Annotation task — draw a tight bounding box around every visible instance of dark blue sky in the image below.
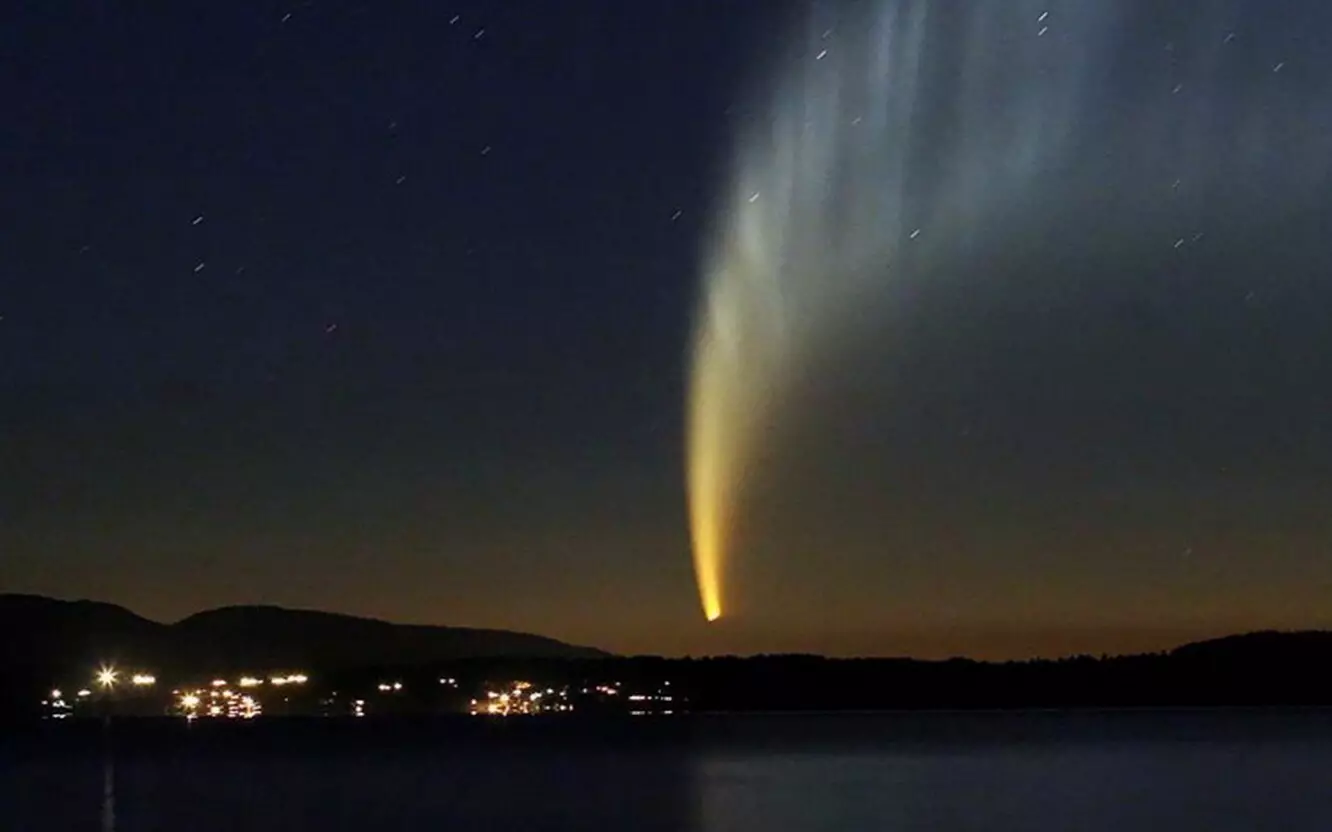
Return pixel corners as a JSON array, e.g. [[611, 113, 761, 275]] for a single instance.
[[1, 1, 769, 651], [4, 1, 1332, 658]]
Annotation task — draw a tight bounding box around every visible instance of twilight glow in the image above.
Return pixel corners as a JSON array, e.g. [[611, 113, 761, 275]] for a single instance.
[[686, 0, 1332, 622]]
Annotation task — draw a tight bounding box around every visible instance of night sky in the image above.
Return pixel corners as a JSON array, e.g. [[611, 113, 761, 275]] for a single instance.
[[4, 1, 1332, 660]]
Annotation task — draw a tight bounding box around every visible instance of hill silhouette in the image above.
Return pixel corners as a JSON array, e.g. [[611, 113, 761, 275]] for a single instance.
[[0, 594, 607, 691], [169, 604, 608, 669], [1168, 629, 1332, 663]]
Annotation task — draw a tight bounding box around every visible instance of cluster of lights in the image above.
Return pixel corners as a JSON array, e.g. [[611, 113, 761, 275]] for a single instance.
[[469, 681, 573, 717], [39, 665, 312, 721], [269, 674, 308, 686], [628, 682, 676, 715], [91, 665, 156, 690], [176, 686, 261, 720], [41, 665, 157, 716], [44, 665, 681, 720], [172, 672, 304, 720], [577, 681, 679, 715], [40, 689, 72, 719], [466, 680, 679, 717]]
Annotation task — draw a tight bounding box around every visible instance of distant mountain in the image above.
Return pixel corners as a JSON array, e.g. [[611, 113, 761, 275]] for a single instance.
[[1169, 629, 1332, 663], [169, 604, 609, 670], [0, 594, 609, 683], [0, 594, 164, 671]]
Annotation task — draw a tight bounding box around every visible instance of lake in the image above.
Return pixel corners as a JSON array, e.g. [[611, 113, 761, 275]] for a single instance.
[[5, 710, 1332, 830]]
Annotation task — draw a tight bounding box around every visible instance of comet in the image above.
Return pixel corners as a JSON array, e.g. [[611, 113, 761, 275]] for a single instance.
[[685, 0, 1118, 621], [686, 0, 1332, 624]]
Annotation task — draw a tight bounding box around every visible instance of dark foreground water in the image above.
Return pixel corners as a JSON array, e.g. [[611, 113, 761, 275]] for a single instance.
[[5, 710, 1332, 830]]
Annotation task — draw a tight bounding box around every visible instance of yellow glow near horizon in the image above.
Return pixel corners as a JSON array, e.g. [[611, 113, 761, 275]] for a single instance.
[[693, 525, 724, 622], [687, 323, 730, 623], [688, 253, 778, 623], [686, 436, 725, 622], [688, 157, 801, 622]]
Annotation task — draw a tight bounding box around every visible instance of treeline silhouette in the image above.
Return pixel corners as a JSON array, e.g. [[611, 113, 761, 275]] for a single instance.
[[419, 631, 1332, 711]]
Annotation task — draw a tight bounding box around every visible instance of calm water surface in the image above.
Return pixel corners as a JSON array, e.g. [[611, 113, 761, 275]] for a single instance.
[[5, 711, 1332, 830]]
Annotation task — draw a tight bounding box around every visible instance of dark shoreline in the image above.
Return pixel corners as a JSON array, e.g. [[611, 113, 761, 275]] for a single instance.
[[9, 708, 1332, 758]]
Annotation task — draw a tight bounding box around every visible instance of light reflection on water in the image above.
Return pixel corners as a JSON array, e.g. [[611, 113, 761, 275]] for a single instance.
[[5, 713, 1332, 830]]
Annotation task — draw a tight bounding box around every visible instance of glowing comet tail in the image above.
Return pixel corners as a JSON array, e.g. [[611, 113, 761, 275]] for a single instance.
[[686, 0, 1123, 620]]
